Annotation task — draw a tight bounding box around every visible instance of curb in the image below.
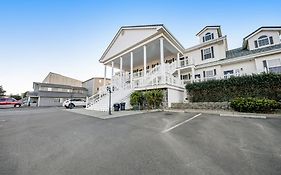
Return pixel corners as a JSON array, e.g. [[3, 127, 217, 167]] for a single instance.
[[219, 113, 266, 119]]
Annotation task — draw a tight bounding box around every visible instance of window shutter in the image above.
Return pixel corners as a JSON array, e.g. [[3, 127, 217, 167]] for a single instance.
[[254, 40, 258, 48], [211, 33, 214, 39], [214, 69, 216, 76], [203, 37, 205, 42], [203, 71, 206, 77], [269, 36, 274, 44], [211, 47, 214, 58], [201, 50, 204, 60]]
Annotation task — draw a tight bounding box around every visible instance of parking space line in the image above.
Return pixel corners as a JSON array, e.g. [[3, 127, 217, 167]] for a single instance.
[[162, 113, 202, 133]]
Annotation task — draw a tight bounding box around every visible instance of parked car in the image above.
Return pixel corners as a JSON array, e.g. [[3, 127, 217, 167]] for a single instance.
[[0, 97, 22, 108], [63, 99, 86, 109]]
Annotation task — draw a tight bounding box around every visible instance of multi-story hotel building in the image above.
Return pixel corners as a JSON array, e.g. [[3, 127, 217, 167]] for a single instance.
[[87, 24, 281, 110]]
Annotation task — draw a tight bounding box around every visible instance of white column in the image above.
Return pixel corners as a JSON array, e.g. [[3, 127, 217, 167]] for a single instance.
[[177, 52, 180, 67], [103, 65, 107, 86], [130, 52, 133, 88], [160, 38, 165, 81], [143, 45, 147, 77], [191, 67, 195, 83], [111, 61, 114, 78], [120, 57, 123, 87]]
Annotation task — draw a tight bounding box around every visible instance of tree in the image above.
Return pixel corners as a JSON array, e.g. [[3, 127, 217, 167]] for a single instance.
[[10, 94, 22, 100], [0, 86, 6, 97], [22, 91, 28, 98]]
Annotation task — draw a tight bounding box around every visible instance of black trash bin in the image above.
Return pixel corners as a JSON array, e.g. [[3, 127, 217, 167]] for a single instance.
[[120, 102, 126, 111], [113, 103, 120, 111]]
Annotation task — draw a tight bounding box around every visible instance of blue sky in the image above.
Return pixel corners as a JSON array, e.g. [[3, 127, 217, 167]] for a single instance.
[[1, 0, 281, 94]]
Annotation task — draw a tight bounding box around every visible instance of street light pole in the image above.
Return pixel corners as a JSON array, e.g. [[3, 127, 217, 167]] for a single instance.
[[107, 86, 112, 115]]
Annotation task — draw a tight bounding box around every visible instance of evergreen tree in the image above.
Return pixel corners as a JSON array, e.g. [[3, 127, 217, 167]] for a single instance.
[[0, 86, 6, 97]]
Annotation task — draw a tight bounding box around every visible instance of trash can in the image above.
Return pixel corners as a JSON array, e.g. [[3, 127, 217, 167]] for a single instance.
[[120, 102, 126, 111], [113, 103, 120, 111]]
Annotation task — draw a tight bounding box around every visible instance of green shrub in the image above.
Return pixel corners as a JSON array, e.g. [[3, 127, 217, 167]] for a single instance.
[[230, 97, 280, 113], [130, 91, 144, 107], [186, 73, 281, 102], [144, 90, 164, 109], [130, 90, 164, 110]]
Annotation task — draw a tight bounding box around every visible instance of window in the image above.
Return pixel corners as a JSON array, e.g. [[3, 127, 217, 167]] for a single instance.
[[255, 35, 274, 48], [179, 57, 189, 67], [258, 35, 269, 47], [205, 70, 214, 77], [201, 47, 214, 60], [267, 58, 281, 73], [203, 32, 214, 42], [203, 69, 217, 80], [195, 74, 201, 79]]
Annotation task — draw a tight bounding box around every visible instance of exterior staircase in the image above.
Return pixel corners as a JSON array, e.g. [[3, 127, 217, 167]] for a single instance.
[[86, 61, 181, 111]]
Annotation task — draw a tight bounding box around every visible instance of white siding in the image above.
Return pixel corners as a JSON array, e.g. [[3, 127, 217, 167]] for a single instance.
[[167, 88, 184, 107], [103, 28, 158, 61], [247, 31, 280, 50], [255, 53, 281, 73]]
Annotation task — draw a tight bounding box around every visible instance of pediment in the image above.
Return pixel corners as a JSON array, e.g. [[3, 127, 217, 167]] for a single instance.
[[100, 25, 162, 62]]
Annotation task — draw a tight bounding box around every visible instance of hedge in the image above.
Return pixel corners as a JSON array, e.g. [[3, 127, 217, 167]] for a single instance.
[[185, 73, 281, 102], [230, 97, 280, 113]]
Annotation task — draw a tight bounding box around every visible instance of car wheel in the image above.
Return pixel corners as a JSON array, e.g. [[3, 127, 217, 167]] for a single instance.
[[14, 104, 21, 108], [68, 103, 75, 109], [83, 105, 86, 108]]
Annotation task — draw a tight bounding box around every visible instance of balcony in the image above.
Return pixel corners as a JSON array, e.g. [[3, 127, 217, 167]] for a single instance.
[[178, 57, 192, 68]]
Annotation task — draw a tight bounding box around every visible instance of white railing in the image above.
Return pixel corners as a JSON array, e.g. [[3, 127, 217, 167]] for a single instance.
[[165, 73, 181, 86], [165, 61, 177, 74], [181, 79, 192, 85]]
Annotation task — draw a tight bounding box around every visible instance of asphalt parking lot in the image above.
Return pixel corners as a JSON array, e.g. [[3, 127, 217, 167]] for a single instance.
[[0, 107, 280, 175]]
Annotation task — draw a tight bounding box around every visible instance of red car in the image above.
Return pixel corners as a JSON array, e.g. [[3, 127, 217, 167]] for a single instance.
[[0, 97, 22, 108]]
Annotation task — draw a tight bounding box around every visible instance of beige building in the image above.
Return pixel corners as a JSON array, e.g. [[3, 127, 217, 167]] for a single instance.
[[82, 77, 111, 96], [86, 24, 281, 111], [28, 72, 111, 106], [43, 72, 82, 87]]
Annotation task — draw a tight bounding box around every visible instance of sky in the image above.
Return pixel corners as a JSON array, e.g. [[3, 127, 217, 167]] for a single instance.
[[0, 0, 281, 95]]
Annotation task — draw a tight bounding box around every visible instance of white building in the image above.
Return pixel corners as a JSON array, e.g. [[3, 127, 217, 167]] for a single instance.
[[87, 24, 281, 111]]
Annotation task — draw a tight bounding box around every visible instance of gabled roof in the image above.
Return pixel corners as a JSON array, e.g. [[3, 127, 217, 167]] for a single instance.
[[242, 26, 281, 49], [43, 72, 82, 83], [196, 25, 222, 36], [99, 24, 184, 63], [243, 26, 281, 40]]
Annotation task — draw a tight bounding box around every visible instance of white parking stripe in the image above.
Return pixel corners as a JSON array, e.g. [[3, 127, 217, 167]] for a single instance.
[[162, 113, 202, 133]]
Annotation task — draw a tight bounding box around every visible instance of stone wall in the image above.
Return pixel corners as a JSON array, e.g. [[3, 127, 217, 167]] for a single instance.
[[171, 102, 230, 110]]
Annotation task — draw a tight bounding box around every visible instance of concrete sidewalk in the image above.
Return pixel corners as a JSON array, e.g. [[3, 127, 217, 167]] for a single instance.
[[62, 108, 155, 119]]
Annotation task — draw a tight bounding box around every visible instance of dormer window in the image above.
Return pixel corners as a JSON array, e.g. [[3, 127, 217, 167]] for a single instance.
[[203, 32, 214, 42], [254, 35, 274, 48]]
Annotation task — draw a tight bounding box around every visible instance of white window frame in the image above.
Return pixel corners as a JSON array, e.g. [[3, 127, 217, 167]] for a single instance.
[[204, 32, 213, 42], [267, 58, 281, 73], [203, 48, 212, 60], [257, 35, 270, 48], [205, 70, 214, 78], [179, 57, 189, 67]]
